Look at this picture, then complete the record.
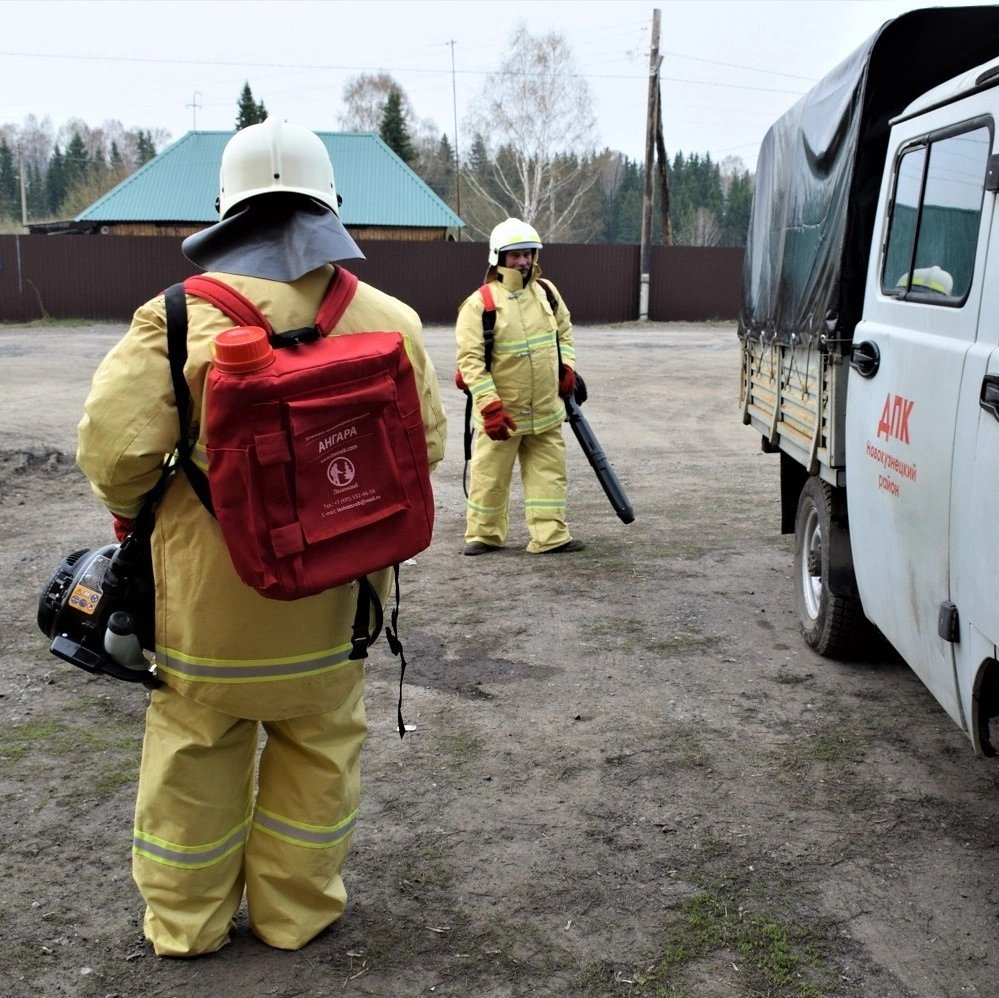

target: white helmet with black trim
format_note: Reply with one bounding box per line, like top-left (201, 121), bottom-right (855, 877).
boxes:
top-left (488, 218), bottom-right (543, 267)
top-left (218, 117), bottom-right (340, 219)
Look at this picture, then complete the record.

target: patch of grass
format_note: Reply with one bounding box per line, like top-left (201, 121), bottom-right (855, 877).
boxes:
top-left (0, 718), bottom-right (62, 762)
top-left (0, 714), bottom-right (141, 798)
top-left (588, 616), bottom-right (723, 658)
top-left (646, 633), bottom-right (723, 656)
top-left (776, 728), bottom-right (870, 774)
top-left (424, 705), bottom-right (483, 766)
top-left (642, 890), bottom-right (830, 996)
top-left (436, 732), bottom-right (483, 763)
top-left (644, 720), bottom-right (712, 770)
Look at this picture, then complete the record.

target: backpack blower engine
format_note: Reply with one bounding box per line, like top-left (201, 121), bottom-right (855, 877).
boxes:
top-left (36, 532), bottom-right (161, 688)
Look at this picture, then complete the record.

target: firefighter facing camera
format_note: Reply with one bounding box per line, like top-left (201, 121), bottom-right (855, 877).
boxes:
top-left (455, 218), bottom-right (585, 555)
top-left (73, 117), bottom-right (446, 957)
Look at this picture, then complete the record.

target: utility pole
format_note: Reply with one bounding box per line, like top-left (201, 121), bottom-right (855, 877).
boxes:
top-left (448, 39), bottom-right (462, 238)
top-left (638, 8), bottom-right (662, 321)
top-left (18, 146), bottom-right (27, 227)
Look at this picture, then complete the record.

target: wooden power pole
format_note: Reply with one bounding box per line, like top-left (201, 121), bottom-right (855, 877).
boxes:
top-left (18, 147), bottom-right (29, 228)
top-left (638, 8), bottom-right (662, 321)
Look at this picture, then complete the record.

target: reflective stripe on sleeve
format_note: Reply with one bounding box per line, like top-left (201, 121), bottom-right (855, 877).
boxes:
top-left (469, 377), bottom-right (496, 400)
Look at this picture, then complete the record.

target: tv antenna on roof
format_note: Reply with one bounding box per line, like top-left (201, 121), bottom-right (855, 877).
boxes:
top-left (187, 91), bottom-right (203, 132)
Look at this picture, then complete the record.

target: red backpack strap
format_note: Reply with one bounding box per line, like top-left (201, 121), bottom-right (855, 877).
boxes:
top-left (315, 266), bottom-right (359, 335)
top-left (182, 275), bottom-right (270, 333)
top-left (479, 283), bottom-right (495, 314)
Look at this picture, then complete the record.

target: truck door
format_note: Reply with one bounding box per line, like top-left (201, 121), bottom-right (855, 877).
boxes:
top-left (846, 120), bottom-right (993, 731)
top-left (950, 182), bottom-right (999, 747)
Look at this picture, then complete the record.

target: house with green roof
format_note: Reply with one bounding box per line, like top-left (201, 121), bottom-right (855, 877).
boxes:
top-left (30, 130), bottom-right (464, 241)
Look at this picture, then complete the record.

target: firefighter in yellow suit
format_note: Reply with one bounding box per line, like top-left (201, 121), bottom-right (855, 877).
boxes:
top-left (455, 219), bottom-right (584, 555)
top-left (76, 119), bottom-right (447, 957)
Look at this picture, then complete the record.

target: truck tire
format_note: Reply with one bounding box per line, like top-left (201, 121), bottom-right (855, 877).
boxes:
top-left (793, 476), bottom-right (867, 657)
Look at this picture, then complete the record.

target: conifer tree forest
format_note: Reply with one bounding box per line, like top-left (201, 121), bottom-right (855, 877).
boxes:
top-left (1, 48), bottom-right (754, 245)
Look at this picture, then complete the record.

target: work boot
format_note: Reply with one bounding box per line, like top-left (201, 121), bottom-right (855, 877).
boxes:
top-left (463, 541), bottom-right (501, 556)
top-left (542, 539), bottom-right (585, 554)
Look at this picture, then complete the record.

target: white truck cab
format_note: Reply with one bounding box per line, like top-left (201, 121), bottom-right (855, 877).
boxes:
top-left (739, 7), bottom-right (999, 756)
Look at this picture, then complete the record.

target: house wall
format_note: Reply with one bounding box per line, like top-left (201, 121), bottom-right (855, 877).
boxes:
top-left (97, 223), bottom-right (205, 237)
top-left (0, 235), bottom-right (743, 326)
top-left (88, 225), bottom-right (452, 240)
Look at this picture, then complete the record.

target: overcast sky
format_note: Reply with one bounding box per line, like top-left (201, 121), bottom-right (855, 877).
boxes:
top-left (1, 0), bottom-right (996, 171)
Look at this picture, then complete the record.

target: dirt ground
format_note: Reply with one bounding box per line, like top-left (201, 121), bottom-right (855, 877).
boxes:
top-left (2, 317), bottom-right (998, 998)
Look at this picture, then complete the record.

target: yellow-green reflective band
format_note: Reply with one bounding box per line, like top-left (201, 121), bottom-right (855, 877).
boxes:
top-left (467, 500), bottom-right (509, 516)
top-left (525, 498), bottom-right (565, 510)
top-left (527, 410), bottom-right (567, 432)
top-left (470, 378), bottom-right (496, 399)
top-left (133, 816), bottom-right (251, 870)
top-left (253, 804), bottom-right (357, 849)
top-left (492, 329), bottom-right (556, 355)
top-left (156, 644), bottom-right (355, 684)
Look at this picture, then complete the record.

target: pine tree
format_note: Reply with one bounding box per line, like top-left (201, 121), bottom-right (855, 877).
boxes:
top-left (0, 139), bottom-right (18, 221)
top-left (466, 133), bottom-right (489, 175)
top-left (418, 133), bottom-right (455, 201)
top-left (721, 171), bottom-right (753, 247)
top-left (46, 144), bottom-right (66, 214)
top-left (26, 161), bottom-right (46, 219)
top-left (63, 132), bottom-right (89, 198)
top-left (608, 158), bottom-right (643, 243)
top-left (379, 89), bottom-right (415, 165)
top-left (235, 82), bottom-right (268, 130)
top-left (135, 130), bottom-right (157, 165)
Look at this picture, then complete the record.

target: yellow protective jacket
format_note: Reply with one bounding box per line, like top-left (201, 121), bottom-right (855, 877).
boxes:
top-left (77, 265), bottom-right (447, 721)
top-left (455, 263), bottom-right (574, 436)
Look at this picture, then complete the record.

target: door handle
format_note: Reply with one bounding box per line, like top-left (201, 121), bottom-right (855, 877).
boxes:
top-left (980, 374), bottom-right (999, 422)
top-left (850, 340), bottom-right (880, 378)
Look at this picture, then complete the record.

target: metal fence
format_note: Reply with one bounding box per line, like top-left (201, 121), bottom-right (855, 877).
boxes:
top-left (0, 235), bottom-right (743, 326)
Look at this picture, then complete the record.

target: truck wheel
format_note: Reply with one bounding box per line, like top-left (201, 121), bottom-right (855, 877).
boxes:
top-left (793, 476), bottom-right (866, 657)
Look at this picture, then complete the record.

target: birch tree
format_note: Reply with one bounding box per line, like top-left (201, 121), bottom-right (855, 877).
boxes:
top-left (339, 73), bottom-right (414, 132)
top-left (462, 27), bottom-right (599, 240)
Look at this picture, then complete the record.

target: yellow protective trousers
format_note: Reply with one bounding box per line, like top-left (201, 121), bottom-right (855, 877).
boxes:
top-left (465, 425), bottom-right (570, 552)
top-left (132, 682), bottom-right (366, 956)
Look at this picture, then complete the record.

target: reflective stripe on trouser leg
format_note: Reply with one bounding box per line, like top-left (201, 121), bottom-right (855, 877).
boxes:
top-left (520, 427), bottom-right (570, 553)
top-left (245, 676), bottom-right (367, 949)
top-left (133, 684), bottom-right (257, 956)
top-left (465, 431), bottom-right (521, 546)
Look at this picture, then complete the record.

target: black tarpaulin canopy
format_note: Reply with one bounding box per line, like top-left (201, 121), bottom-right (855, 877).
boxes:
top-left (738, 5), bottom-right (999, 351)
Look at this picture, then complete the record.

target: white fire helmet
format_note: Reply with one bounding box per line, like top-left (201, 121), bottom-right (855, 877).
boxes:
top-left (218, 117), bottom-right (340, 219)
top-left (488, 218), bottom-right (543, 266)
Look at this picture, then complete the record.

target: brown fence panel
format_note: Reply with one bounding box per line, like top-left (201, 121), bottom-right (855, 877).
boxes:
top-left (534, 243), bottom-right (641, 324)
top-left (649, 245), bottom-right (744, 321)
top-left (0, 235), bottom-right (192, 322)
top-left (0, 235), bottom-right (743, 325)
top-left (347, 241), bottom-right (486, 325)
top-left (333, 242), bottom-right (643, 325)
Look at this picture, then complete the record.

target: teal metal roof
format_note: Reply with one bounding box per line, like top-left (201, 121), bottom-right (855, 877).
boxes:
top-left (76, 130), bottom-right (464, 229)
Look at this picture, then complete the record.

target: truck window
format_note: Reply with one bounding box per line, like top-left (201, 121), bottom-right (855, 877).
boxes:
top-left (881, 123), bottom-right (992, 303)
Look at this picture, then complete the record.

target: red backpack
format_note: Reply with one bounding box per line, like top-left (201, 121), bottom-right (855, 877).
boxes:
top-left (163, 267), bottom-right (435, 602)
